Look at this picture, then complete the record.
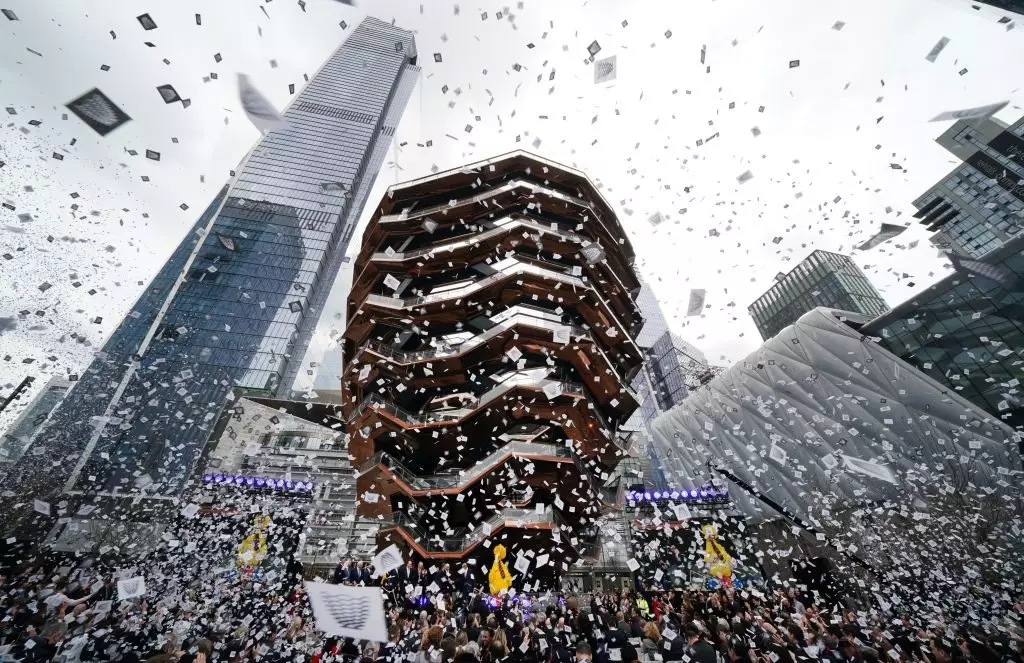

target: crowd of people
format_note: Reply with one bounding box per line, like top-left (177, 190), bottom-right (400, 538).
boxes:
top-left (0, 506), bottom-right (1021, 663)
top-left (335, 575), bottom-right (1024, 663)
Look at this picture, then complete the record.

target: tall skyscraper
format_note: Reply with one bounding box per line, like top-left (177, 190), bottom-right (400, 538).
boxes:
top-left (6, 18), bottom-right (419, 505)
top-left (0, 378), bottom-right (71, 467)
top-left (342, 151), bottom-right (643, 581)
top-left (864, 233), bottom-right (1024, 432)
top-left (311, 346), bottom-right (345, 404)
top-left (633, 281), bottom-right (671, 347)
top-left (748, 250), bottom-right (889, 340)
top-left (626, 330), bottom-right (714, 486)
top-left (912, 115), bottom-right (1024, 257)
top-left (620, 280), bottom-right (718, 487)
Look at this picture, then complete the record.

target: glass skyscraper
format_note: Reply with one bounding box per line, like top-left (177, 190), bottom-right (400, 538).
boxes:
top-left (748, 250), bottom-right (890, 340)
top-left (969, 1), bottom-right (1024, 17)
top-left (623, 282), bottom-right (714, 487)
top-left (864, 234), bottom-right (1024, 432)
top-left (633, 281), bottom-right (671, 347)
top-left (912, 115), bottom-right (1024, 257)
top-left (0, 378), bottom-right (71, 467)
top-left (5, 18), bottom-right (419, 502)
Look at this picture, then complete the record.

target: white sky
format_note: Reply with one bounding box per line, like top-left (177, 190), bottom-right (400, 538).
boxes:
top-left (1, 0), bottom-right (1023, 420)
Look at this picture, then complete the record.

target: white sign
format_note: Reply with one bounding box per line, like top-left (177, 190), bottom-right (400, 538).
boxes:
top-left (930, 101), bottom-right (1008, 123)
top-left (117, 576), bottom-right (147, 601)
top-left (304, 582), bottom-right (388, 643)
top-left (371, 544), bottom-right (403, 578)
top-left (238, 74), bottom-right (288, 133)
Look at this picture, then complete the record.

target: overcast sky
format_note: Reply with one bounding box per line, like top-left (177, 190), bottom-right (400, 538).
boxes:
top-left (2, 0), bottom-right (1023, 420)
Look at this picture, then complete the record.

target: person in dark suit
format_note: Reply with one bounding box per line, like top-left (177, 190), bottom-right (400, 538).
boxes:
top-left (360, 561), bottom-right (373, 586)
top-left (439, 563), bottom-right (454, 594)
top-left (407, 561), bottom-right (421, 587)
top-left (458, 563), bottom-right (473, 595)
top-left (398, 561), bottom-right (414, 587)
top-left (684, 623), bottom-right (718, 663)
top-left (415, 561), bottom-right (428, 591)
top-left (332, 559), bottom-right (349, 584)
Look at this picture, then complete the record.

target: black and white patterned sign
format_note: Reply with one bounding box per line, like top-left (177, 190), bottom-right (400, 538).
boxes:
top-left (304, 582), bottom-right (387, 642)
top-left (65, 88), bottom-right (131, 136)
top-left (117, 576), bottom-right (146, 601)
top-left (371, 544), bottom-right (403, 578)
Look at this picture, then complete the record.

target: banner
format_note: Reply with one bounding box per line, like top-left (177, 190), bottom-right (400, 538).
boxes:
top-left (305, 582), bottom-right (388, 642)
top-left (117, 576), bottom-right (146, 601)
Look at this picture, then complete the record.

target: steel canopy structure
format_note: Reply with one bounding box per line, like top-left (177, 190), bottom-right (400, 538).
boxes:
top-left (650, 307), bottom-right (1023, 608)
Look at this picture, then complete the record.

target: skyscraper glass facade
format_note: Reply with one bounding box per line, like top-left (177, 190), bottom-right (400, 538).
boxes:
top-left (646, 332), bottom-right (708, 411)
top-left (971, 0), bottom-right (1024, 16)
top-left (0, 378), bottom-right (70, 467)
top-left (748, 250), bottom-right (890, 340)
top-left (623, 329), bottom-right (711, 487)
top-left (913, 116), bottom-right (1024, 257)
top-left (633, 282), bottom-right (671, 348)
top-left (6, 18), bottom-right (419, 501)
top-left (864, 234), bottom-right (1024, 432)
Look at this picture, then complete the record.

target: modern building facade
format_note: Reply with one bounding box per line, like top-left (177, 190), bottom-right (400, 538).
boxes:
top-left (650, 307), bottom-right (1023, 612)
top-left (0, 378), bottom-right (71, 467)
top-left (969, 1), bottom-right (1024, 17)
top-left (633, 282), bottom-right (672, 347)
top-left (4, 18), bottom-right (419, 508)
top-left (912, 115), bottom-right (1024, 257)
top-left (341, 151), bottom-right (644, 583)
top-left (748, 250), bottom-right (890, 340)
top-left (312, 346), bottom-right (345, 404)
top-left (864, 234), bottom-right (1024, 432)
top-left (195, 395), bottom-right (376, 571)
top-left (624, 330), bottom-right (714, 486)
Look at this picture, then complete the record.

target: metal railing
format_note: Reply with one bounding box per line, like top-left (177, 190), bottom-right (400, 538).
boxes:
top-left (363, 258), bottom-right (641, 358)
top-left (373, 216), bottom-right (586, 264)
top-left (353, 381), bottom-right (631, 461)
top-left (359, 439), bottom-right (620, 509)
top-left (353, 374), bottom-right (586, 424)
top-left (381, 507), bottom-right (555, 553)
top-left (375, 179), bottom-right (642, 320)
top-left (357, 441), bottom-right (566, 489)
top-left (349, 307), bottom-right (639, 405)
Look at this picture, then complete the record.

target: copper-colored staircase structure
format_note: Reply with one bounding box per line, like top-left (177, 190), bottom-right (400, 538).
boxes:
top-left (341, 151), bottom-right (645, 584)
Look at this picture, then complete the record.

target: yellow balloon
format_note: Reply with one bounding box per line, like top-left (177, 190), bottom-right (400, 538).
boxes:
top-left (237, 515), bottom-right (272, 569)
top-left (702, 524), bottom-right (734, 581)
top-left (488, 544), bottom-right (513, 595)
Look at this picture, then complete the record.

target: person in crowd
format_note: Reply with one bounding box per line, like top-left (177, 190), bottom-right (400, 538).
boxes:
top-left (685, 622), bottom-right (719, 663)
top-left (16, 620), bottom-right (66, 662)
top-left (332, 558), bottom-right (350, 584)
top-left (641, 620), bottom-right (662, 656)
top-left (1, 503), bottom-right (1021, 663)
